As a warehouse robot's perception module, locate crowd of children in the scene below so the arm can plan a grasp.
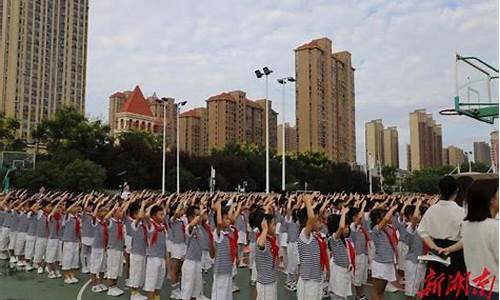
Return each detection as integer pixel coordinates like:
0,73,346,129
0,188,441,300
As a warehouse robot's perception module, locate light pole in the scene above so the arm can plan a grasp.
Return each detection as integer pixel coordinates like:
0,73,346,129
277,76,295,191
466,151,473,173
176,100,187,193
255,67,273,193
156,97,170,194
368,152,373,194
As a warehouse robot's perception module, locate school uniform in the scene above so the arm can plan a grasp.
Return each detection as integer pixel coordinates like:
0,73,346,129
144,220,167,292
45,214,63,264
328,236,355,299
0,209,10,254
404,225,426,297
297,229,327,300
8,210,19,252
90,219,108,274
393,214,409,271
61,214,81,270
349,221,370,287
199,221,214,272
105,218,125,280
235,213,248,246
80,213,94,272
14,212,29,257
255,236,279,300
180,224,204,300
370,225,398,282
249,227,259,282
24,212,38,262
284,216,300,283
124,216,133,254
127,221,147,289
33,212,50,266
211,227,237,300
168,218,187,259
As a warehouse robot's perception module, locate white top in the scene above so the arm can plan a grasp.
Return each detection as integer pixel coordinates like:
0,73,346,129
417,200,464,241
462,219,499,292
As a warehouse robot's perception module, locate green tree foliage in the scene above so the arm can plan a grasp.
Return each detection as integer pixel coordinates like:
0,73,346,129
0,114,25,151
403,166,454,194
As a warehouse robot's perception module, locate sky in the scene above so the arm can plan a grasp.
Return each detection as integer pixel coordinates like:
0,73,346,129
85,0,499,168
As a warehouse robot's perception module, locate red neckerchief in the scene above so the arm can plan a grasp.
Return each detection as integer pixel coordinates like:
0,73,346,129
141,223,149,246
73,214,81,240
382,225,398,259
98,219,109,249
53,213,62,234
202,222,214,246
43,212,49,232
359,224,370,251
314,232,330,272
113,218,124,241
346,239,356,275
256,232,279,266
150,219,165,246
225,226,239,264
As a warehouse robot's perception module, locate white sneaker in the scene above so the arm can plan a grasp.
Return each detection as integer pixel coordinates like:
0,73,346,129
55,270,62,278
170,288,181,299
91,285,103,293
99,284,108,291
70,277,79,283
25,264,34,271
37,266,44,274
17,260,25,267
131,293,148,300
385,282,399,293
232,283,240,293
197,295,211,300
48,271,57,279
107,287,124,297
81,266,90,274
45,266,50,273
9,256,17,263
64,277,73,284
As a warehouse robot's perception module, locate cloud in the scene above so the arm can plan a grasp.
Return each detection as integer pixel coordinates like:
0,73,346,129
85,0,498,168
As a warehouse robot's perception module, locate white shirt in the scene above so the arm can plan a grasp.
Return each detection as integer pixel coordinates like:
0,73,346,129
462,219,499,292
417,200,464,241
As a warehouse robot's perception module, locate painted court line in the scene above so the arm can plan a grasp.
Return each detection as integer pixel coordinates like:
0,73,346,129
77,279,92,300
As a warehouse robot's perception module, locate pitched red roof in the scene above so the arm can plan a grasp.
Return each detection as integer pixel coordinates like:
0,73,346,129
207,92,236,102
181,109,201,118
119,86,153,117
295,40,319,51
110,91,126,98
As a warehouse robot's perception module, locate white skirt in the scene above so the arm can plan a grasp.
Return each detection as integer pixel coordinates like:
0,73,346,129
371,260,396,282
127,254,146,289
296,277,323,300
169,242,186,260
352,253,368,287
328,262,352,298
256,282,277,300
405,260,426,297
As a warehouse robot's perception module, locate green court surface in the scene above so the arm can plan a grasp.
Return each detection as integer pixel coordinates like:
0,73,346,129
0,260,406,300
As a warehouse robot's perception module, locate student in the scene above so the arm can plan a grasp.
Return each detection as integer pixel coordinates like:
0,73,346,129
348,202,370,300
296,195,329,300
327,206,355,300
369,205,399,300
127,201,148,300
80,200,95,274
211,200,238,300
404,200,427,300
33,200,52,274
199,205,215,275
46,200,63,279
179,205,211,300
90,201,110,293
14,201,30,268
235,206,248,268
284,198,301,291
0,199,10,260
61,200,82,283
167,202,187,299
144,205,168,300
255,209,279,300
105,201,128,296
248,203,261,286
24,200,39,271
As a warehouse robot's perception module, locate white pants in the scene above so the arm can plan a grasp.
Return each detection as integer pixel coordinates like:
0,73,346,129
144,257,166,292
90,248,107,274
127,254,146,289
180,259,203,299
24,235,36,260
352,253,368,286
371,260,396,282
14,232,26,256
0,227,10,251
8,231,17,250
397,242,409,271
45,239,62,264
256,282,277,300
328,262,352,298
62,241,79,270
211,273,232,300
33,237,48,264
297,277,323,300
405,260,426,297
250,242,257,282
286,242,299,276
237,231,247,245
105,249,124,279
201,250,213,271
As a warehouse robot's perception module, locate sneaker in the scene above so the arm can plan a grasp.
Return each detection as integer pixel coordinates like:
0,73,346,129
91,285,103,293
48,271,57,279
238,262,248,268
37,266,44,274
17,260,25,267
356,296,368,300
81,266,90,274
98,284,108,291
321,289,330,299
45,266,50,273
9,256,17,263
385,282,399,293
25,264,34,271
107,287,124,297
196,295,210,300
170,288,181,299
55,270,62,278
232,283,240,293
70,277,79,283
249,280,256,287
131,293,148,300
63,277,73,283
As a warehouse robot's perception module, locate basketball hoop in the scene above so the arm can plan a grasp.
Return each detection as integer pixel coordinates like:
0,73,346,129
439,108,461,116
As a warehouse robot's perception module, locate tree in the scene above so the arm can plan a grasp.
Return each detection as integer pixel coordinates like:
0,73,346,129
381,166,397,193
0,114,25,151
403,166,454,194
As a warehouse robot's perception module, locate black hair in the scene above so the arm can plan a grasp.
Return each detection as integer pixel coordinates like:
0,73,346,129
439,176,458,200
464,179,498,222
186,205,199,219
169,202,179,216
40,200,50,208
369,208,387,230
327,214,341,236
212,201,230,225
455,176,474,207
150,205,163,218
128,202,141,217
297,207,308,229
347,207,360,222
254,210,274,232
404,205,416,219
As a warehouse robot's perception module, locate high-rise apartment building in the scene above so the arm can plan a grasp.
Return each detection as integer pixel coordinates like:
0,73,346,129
443,146,466,167
179,108,207,156
491,130,499,172
409,109,443,171
365,119,384,167
473,141,491,166
206,90,277,153
295,37,356,162
383,126,399,168
278,123,298,154
0,0,89,140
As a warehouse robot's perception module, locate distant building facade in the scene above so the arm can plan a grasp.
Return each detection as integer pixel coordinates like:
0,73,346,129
278,123,298,154
409,109,443,171
443,146,466,167
473,141,491,166
365,119,399,168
